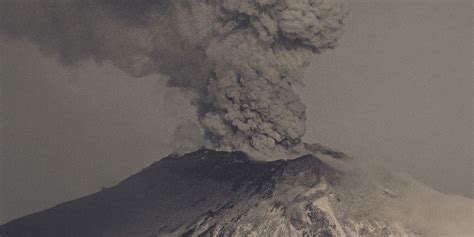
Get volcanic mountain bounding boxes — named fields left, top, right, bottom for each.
left=0, top=147, right=472, bottom=237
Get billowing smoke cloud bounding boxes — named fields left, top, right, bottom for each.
left=0, top=0, right=349, bottom=156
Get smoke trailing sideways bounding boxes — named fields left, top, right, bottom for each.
left=0, top=0, right=349, bottom=156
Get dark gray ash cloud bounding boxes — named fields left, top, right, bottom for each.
left=0, top=0, right=349, bottom=157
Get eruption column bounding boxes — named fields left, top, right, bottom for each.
left=0, top=0, right=349, bottom=156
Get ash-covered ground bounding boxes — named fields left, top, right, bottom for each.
left=1, top=147, right=472, bottom=237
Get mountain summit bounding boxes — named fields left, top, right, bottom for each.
left=0, top=148, right=471, bottom=236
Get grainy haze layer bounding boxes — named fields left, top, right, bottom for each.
left=0, top=0, right=349, bottom=155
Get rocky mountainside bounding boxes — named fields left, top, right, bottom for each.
left=0, top=148, right=456, bottom=236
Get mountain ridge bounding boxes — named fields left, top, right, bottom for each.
left=2, top=147, right=467, bottom=236
left=1, top=149, right=343, bottom=236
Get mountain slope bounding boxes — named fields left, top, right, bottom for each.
left=0, top=148, right=445, bottom=236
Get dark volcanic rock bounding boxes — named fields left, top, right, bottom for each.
left=0, top=149, right=412, bottom=237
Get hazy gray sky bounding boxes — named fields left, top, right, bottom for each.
left=1, top=0, right=472, bottom=223
left=302, top=0, right=472, bottom=198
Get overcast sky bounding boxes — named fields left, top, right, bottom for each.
left=1, top=0, right=472, bottom=223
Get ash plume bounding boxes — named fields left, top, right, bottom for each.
left=0, top=0, right=349, bottom=156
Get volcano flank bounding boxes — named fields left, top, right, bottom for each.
left=1, top=148, right=434, bottom=237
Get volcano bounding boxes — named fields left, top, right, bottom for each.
left=2, top=147, right=439, bottom=237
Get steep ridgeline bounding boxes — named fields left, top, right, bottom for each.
left=0, top=148, right=415, bottom=237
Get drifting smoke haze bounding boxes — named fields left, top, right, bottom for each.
left=0, top=0, right=349, bottom=157
left=1, top=1, right=473, bottom=235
